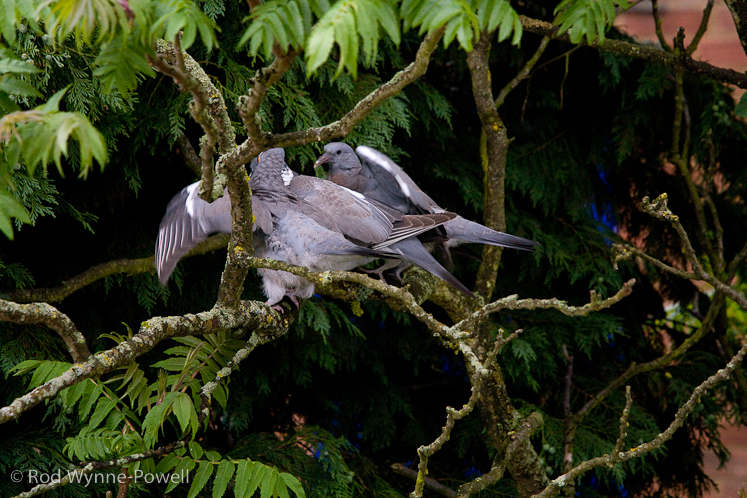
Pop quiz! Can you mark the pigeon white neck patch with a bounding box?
[281,166,294,186]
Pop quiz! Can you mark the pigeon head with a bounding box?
[250,148,294,189]
[314,142,362,189]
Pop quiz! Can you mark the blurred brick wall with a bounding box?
[614,2,747,496]
[615,0,747,97]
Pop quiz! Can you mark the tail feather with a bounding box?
[386,238,474,298]
[446,217,538,251]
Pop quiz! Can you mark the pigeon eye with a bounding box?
[336,150,342,155]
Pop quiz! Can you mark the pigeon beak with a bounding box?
[314,153,332,170]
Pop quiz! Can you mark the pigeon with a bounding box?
[314,143,539,257]
[155,148,472,307]
[250,148,474,303]
[155,182,231,285]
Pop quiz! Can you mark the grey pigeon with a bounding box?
[156,148,472,307]
[314,143,539,255]
[250,148,474,302]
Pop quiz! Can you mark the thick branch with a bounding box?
[519,16,747,88]
[0,301,287,424]
[724,0,747,58]
[0,300,91,362]
[467,30,507,301]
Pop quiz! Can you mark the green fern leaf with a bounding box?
[212,460,235,498]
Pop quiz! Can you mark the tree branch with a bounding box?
[236,50,299,151]
[219,26,446,168]
[391,464,457,498]
[613,194,747,310]
[519,15,747,88]
[0,301,288,424]
[150,38,236,201]
[534,343,747,498]
[451,279,636,335]
[651,0,672,51]
[574,292,725,425]
[0,234,230,304]
[0,300,91,362]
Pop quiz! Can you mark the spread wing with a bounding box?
[155,183,232,284]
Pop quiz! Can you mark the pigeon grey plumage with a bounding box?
[156,148,472,307]
[251,148,473,301]
[155,182,232,285]
[314,142,539,253]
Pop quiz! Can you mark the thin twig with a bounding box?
[652,0,672,51]
[534,343,747,498]
[687,0,715,56]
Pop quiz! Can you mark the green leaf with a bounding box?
[212,460,235,498]
[187,461,214,498]
[155,454,179,475]
[152,0,219,52]
[188,440,204,459]
[0,187,31,239]
[260,467,278,498]
[43,0,130,44]
[0,75,43,98]
[93,35,156,97]
[0,57,42,75]
[172,392,194,433]
[234,459,252,497]
[735,93,747,119]
[280,473,306,498]
[88,397,117,430]
[246,462,265,497]
[166,457,196,493]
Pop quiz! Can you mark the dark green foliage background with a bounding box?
[2,1,747,497]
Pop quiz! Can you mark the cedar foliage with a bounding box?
[1,1,747,497]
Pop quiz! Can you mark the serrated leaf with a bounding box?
[93,36,156,97]
[234,460,251,497]
[172,392,194,433]
[0,58,42,75]
[0,187,31,239]
[88,397,116,430]
[166,457,196,493]
[212,460,235,498]
[280,473,306,498]
[187,461,213,498]
[260,468,278,498]
[246,462,265,497]
[155,454,179,475]
[188,440,204,459]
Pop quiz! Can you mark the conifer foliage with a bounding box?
[2,1,747,497]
